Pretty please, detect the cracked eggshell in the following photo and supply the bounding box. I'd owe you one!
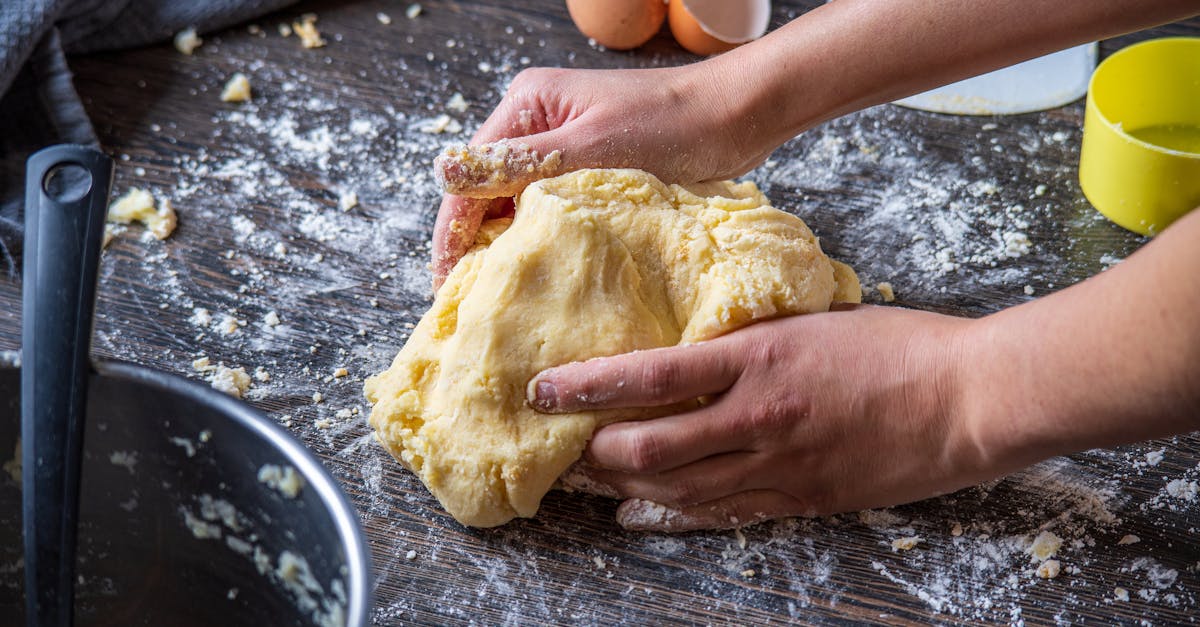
[668,0,771,56]
[566,0,668,51]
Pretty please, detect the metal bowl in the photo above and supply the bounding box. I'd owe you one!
[0,360,372,626]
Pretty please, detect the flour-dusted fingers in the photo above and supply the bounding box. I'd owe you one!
[433,140,564,198]
[573,452,770,507]
[615,490,811,532]
[527,341,742,413]
[431,195,497,290]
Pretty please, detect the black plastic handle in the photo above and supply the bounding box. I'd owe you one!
[22,145,113,627]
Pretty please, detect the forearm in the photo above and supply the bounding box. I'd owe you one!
[961,208,1200,473]
[706,0,1198,149]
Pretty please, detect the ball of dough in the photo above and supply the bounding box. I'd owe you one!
[364,169,859,527]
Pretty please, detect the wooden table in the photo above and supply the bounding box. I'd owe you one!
[2,1,1198,623]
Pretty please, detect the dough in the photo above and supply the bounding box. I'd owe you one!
[364,169,860,527]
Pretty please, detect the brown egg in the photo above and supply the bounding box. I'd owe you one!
[566,0,668,50]
[669,0,771,56]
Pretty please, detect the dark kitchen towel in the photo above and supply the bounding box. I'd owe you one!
[0,0,297,273]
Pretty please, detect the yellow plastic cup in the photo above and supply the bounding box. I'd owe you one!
[1079,37,1200,236]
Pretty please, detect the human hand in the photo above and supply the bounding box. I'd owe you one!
[431,64,780,287]
[527,305,1003,532]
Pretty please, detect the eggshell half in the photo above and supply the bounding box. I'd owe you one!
[669,0,771,56]
[566,0,668,51]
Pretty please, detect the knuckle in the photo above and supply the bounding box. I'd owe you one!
[665,477,704,506]
[640,359,680,400]
[623,429,666,473]
[745,394,795,435]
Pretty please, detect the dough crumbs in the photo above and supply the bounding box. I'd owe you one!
[3,440,20,483]
[1023,285,1035,296]
[892,536,922,552]
[107,188,177,240]
[1114,587,1130,602]
[174,27,203,54]
[264,311,281,327]
[1145,449,1165,466]
[258,463,306,498]
[876,281,896,302]
[333,367,349,378]
[592,556,606,569]
[277,23,292,37]
[1117,534,1140,546]
[446,92,469,114]
[414,114,462,135]
[312,391,325,403]
[405,550,417,560]
[1036,559,1061,579]
[108,451,138,474]
[741,569,757,578]
[950,522,964,537]
[338,190,358,211]
[434,141,563,198]
[254,366,271,382]
[1165,479,1198,501]
[1026,530,1063,562]
[191,307,213,328]
[376,12,392,25]
[292,15,327,49]
[170,436,197,457]
[220,73,252,103]
[406,4,422,19]
[209,365,252,399]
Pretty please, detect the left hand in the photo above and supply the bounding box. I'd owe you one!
[528,305,992,532]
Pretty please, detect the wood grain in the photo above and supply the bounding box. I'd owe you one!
[1,1,1197,624]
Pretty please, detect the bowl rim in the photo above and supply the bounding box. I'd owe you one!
[1087,36,1200,159]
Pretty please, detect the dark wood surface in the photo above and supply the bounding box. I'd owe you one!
[2,1,1198,624]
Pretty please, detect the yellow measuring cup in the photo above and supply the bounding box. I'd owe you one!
[1079,37,1200,236]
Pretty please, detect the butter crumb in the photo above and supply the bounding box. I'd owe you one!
[338,190,358,211]
[174,27,203,55]
[892,536,922,551]
[876,282,895,302]
[1026,530,1062,562]
[1036,559,1061,579]
[1117,534,1140,546]
[107,188,177,240]
[220,73,252,103]
[293,16,326,49]
[406,4,422,19]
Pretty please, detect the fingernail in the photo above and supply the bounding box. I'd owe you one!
[527,376,558,412]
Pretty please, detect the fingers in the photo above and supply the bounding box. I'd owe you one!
[431,195,497,290]
[585,407,754,473]
[433,140,563,198]
[527,341,742,413]
[567,452,767,507]
[616,491,813,533]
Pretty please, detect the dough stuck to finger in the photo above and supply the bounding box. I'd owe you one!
[365,168,859,527]
[434,140,563,198]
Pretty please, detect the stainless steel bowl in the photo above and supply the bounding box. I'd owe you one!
[0,359,372,626]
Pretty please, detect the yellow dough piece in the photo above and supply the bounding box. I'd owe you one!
[364,169,859,527]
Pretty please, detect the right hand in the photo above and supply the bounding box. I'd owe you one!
[432,64,778,287]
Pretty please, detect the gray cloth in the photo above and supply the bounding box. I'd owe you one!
[0,0,297,273]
